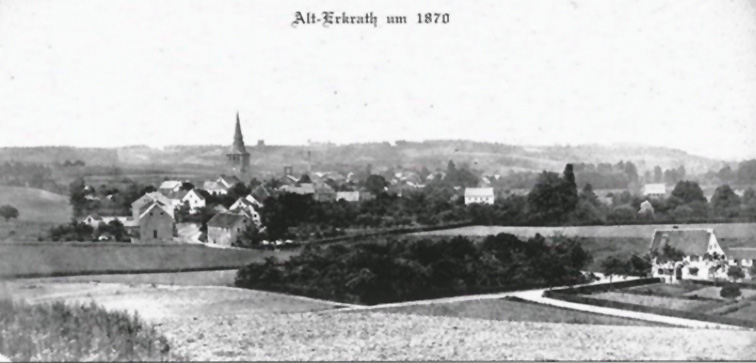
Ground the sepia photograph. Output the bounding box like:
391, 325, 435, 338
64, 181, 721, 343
1, 0, 756, 361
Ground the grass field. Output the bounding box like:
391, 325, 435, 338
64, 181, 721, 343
0, 186, 71, 223
625, 282, 703, 298
590, 291, 726, 313
0, 243, 298, 278
418, 223, 756, 239
373, 297, 663, 327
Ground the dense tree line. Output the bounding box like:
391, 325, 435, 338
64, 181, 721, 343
235, 233, 593, 304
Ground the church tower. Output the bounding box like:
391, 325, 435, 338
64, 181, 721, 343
226, 112, 250, 173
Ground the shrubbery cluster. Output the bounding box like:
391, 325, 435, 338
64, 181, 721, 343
235, 233, 593, 305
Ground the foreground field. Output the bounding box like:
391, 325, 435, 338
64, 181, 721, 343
157, 311, 756, 360
2, 281, 343, 320
0, 243, 298, 278
373, 297, 663, 327
419, 223, 756, 239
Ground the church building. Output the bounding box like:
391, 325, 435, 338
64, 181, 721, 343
227, 112, 251, 173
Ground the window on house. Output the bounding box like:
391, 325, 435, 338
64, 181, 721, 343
150, 212, 153, 216
153, 230, 157, 238
657, 269, 664, 275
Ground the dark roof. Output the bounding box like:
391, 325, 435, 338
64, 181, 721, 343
724, 248, 756, 260
207, 212, 248, 229
218, 174, 242, 186
252, 185, 272, 199
649, 229, 712, 256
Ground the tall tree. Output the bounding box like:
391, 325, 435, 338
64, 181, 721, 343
710, 184, 741, 217
670, 181, 706, 204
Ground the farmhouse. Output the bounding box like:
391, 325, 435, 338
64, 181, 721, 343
643, 183, 666, 199
464, 187, 495, 205
229, 196, 262, 226
137, 201, 175, 243
217, 175, 242, 189
313, 183, 336, 202
649, 228, 755, 283
181, 188, 207, 212
207, 212, 251, 247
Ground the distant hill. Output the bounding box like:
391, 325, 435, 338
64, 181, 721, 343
0, 186, 71, 223
0, 141, 730, 176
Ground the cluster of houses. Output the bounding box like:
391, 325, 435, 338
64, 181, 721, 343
650, 228, 756, 283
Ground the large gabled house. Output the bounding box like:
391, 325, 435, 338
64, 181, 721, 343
137, 201, 176, 243
650, 228, 756, 283
131, 192, 175, 221
207, 212, 251, 247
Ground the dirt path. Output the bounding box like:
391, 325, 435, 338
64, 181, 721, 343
512, 289, 742, 330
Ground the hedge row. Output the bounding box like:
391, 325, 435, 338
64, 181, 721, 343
544, 290, 756, 329
559, 278, 662, 295
3, 265, 244, 280
305, 220, 474, 245
684, 278, 756, 290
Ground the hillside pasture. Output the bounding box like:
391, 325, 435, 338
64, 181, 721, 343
0, 243, 298, 278
417, 223, 756, 239
0, 186, 71, 223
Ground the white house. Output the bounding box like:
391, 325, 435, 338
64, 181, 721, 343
181, 189, 207, 212
202, 181, 228, 195
650, 228, 755, 283
336, 191, 360, 202
158, 180, 183, 193
643, 183, 667, 199
464, 188, 495, 205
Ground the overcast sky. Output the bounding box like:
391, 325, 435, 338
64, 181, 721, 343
1, 0, 755, 160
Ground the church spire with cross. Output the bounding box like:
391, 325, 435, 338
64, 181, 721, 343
226, 112, 250, 173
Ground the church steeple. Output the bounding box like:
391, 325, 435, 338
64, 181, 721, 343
231, 112, 247, 153
226, 112, 250, 173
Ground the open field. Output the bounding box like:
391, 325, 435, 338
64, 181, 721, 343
417, 223, 756, 239
372, 297, 663, 327
156, 311, 756, 360
0, 186, 71, 223
0, 243, 298, 278
10, 269, 240, 287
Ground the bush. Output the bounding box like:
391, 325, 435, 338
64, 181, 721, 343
0, 299, 182, 361
720, 284, 742, 299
